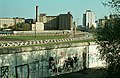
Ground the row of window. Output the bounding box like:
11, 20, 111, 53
0, 20, 14, 23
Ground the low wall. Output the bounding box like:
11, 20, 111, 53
13, 30, 70, 34
0, 42, 105, 78
0, 37, 91, 47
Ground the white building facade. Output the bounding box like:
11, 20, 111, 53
83, 10, 96, 28
0, 18, 25, 28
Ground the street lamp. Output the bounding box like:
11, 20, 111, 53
73, 21, 76, 37
77, 18, 79, 27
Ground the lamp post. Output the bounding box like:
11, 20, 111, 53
77, 18, 79, 27
73, 18, 79, 37
35, 23, 36, 39
73, 21, 76, 37
87, 42, 90, 68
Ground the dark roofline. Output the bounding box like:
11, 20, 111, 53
46, 16, 57, 17
0, 17, 25, 19
40, 12, 73, 18
59, 13, 73, 18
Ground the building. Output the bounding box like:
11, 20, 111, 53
83, 14, 86, 27
39, 13, 47, 23
98, 19, 106, 27
32, 22, 44, 31
58, 12, 73, 30
83, 10, 96, 28
98, 14, 119, 27
39, 14, 59, 30
0, 17, 25, 28
39, 12, 73, 30
25, 19, 34, 24
31, 6, 44, 31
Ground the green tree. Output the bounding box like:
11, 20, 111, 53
3, 24, 8, 28
97, 17, 120, 78
16, 22, 23, 31
102, 0, 120, 14
22, 23, 30, 31
12, 22, 31, 31
96, 0, 120, 78
8, 26, 15, 30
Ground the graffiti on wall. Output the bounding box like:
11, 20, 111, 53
0, 66, 9, 78
29, 61, 39, 78
88, 45, 105, 68
0, 46, 88, 78
15, 64, 29, 78
48, 47, 85, 74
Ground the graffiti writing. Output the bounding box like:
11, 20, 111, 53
0, 66, 9, 78
15, 64, 29, 78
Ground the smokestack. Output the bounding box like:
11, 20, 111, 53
36, 6, 39, 22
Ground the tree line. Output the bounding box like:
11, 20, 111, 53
96, 0, 120, 78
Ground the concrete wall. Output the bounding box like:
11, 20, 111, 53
88, 44, 106, 68
0, 42, 105, 78
32, 22, 44, 31
12, 30, 70, 34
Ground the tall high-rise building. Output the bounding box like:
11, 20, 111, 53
83, 14, 86, 26
83, 10, 96, 28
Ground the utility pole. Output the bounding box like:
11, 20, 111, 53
77, 18, 79, 27
74, 18, 79, 37
73, 21, 76, 37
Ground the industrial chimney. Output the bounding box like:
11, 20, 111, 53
32, 5, 44, 32
36, 6, 39, 22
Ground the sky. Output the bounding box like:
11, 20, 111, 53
0, 0, 110, 24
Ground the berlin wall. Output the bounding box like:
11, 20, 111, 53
0, 42, 105, 78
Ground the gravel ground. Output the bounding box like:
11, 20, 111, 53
46, 68, 106, 78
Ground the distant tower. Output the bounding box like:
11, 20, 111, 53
83, 14, 86, 26
83, 10, 96, 28
36, 6, 39, 22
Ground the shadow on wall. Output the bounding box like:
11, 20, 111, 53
44, 17, 59, 30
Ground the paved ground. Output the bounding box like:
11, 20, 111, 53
47, 68, 106, 78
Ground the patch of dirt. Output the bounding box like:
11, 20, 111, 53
46, 68, 106, 78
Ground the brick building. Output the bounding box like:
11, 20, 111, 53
39, 12, 73, 30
